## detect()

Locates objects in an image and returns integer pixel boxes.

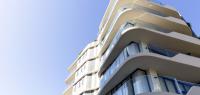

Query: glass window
[113,85,123,95]
[100,75,104,87]
[126,43,139,56]
[179,83,185,93]
[115,57,120,69]
[118,51,125,65]
[159,77,177,93]
[123,48,129,58]
[132,70,150,94]
[178,82,192,94]
[105,69,199,95]
[184,85,192,92]
[122,79,134,95]
[165,79,177,93]
[148,44,176,57]
[159,77,168,92]
[110,63,115,76]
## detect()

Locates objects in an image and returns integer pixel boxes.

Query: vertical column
[147,69,162,92]
[139,41,149,53]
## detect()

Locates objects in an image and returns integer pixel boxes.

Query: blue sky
[0,0,199,95]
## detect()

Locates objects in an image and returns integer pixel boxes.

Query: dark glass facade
[105,69,199,95]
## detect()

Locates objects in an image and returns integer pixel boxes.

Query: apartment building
[64,0,200,95]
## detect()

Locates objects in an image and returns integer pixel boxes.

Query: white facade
[64,0,200,95]
[64,41,100,95]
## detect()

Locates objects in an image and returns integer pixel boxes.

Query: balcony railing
[100,42,183,89]
[100,0,166,37]
[100,11,177,59]
[100,42,140,88]
[148,44,177,57]
[100,22,135,67]
[100,8,125,48]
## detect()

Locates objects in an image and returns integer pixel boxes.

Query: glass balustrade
[100,7,136,48]
[100,42,140,88]
[100,20,198,92]
[100,42,196,90]
[148,44,177,57]
[100,3,171,48]
[104,69,200,95]
[100,22,135,67]
[100,20,173,68]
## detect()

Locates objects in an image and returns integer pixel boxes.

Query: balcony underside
[99,9,192,56]
[99,27,200,75]
[98,53,200,95]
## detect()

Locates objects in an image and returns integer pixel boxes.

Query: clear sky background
[0,0,199,95]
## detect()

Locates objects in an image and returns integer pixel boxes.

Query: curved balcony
[74,71,98,87]
[73,73,99,95]
[67,41,98,73]
[99,73,200,95]
[99,5,171,47]
[99,0,181,34]
[65,56,98,87]
[99,24,200,76]
[73,59,99,86]
[99,51,200,95]
[98,8,192,56]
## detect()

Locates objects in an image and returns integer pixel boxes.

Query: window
[159,77,177,93]
[159,77,168,92]
[118,51,125,65]
[132,70,150,94]
[100,42,140,88]
[148,44,177,57]
[126,43,140,56]
[165,79,177,93]
[112,85,123,95]
[105,68,199,95]
[109,63,115,76]
[178,82,192,95]
[121,79,134,95]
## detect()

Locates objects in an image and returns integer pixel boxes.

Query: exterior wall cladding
[64,0,200,95]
